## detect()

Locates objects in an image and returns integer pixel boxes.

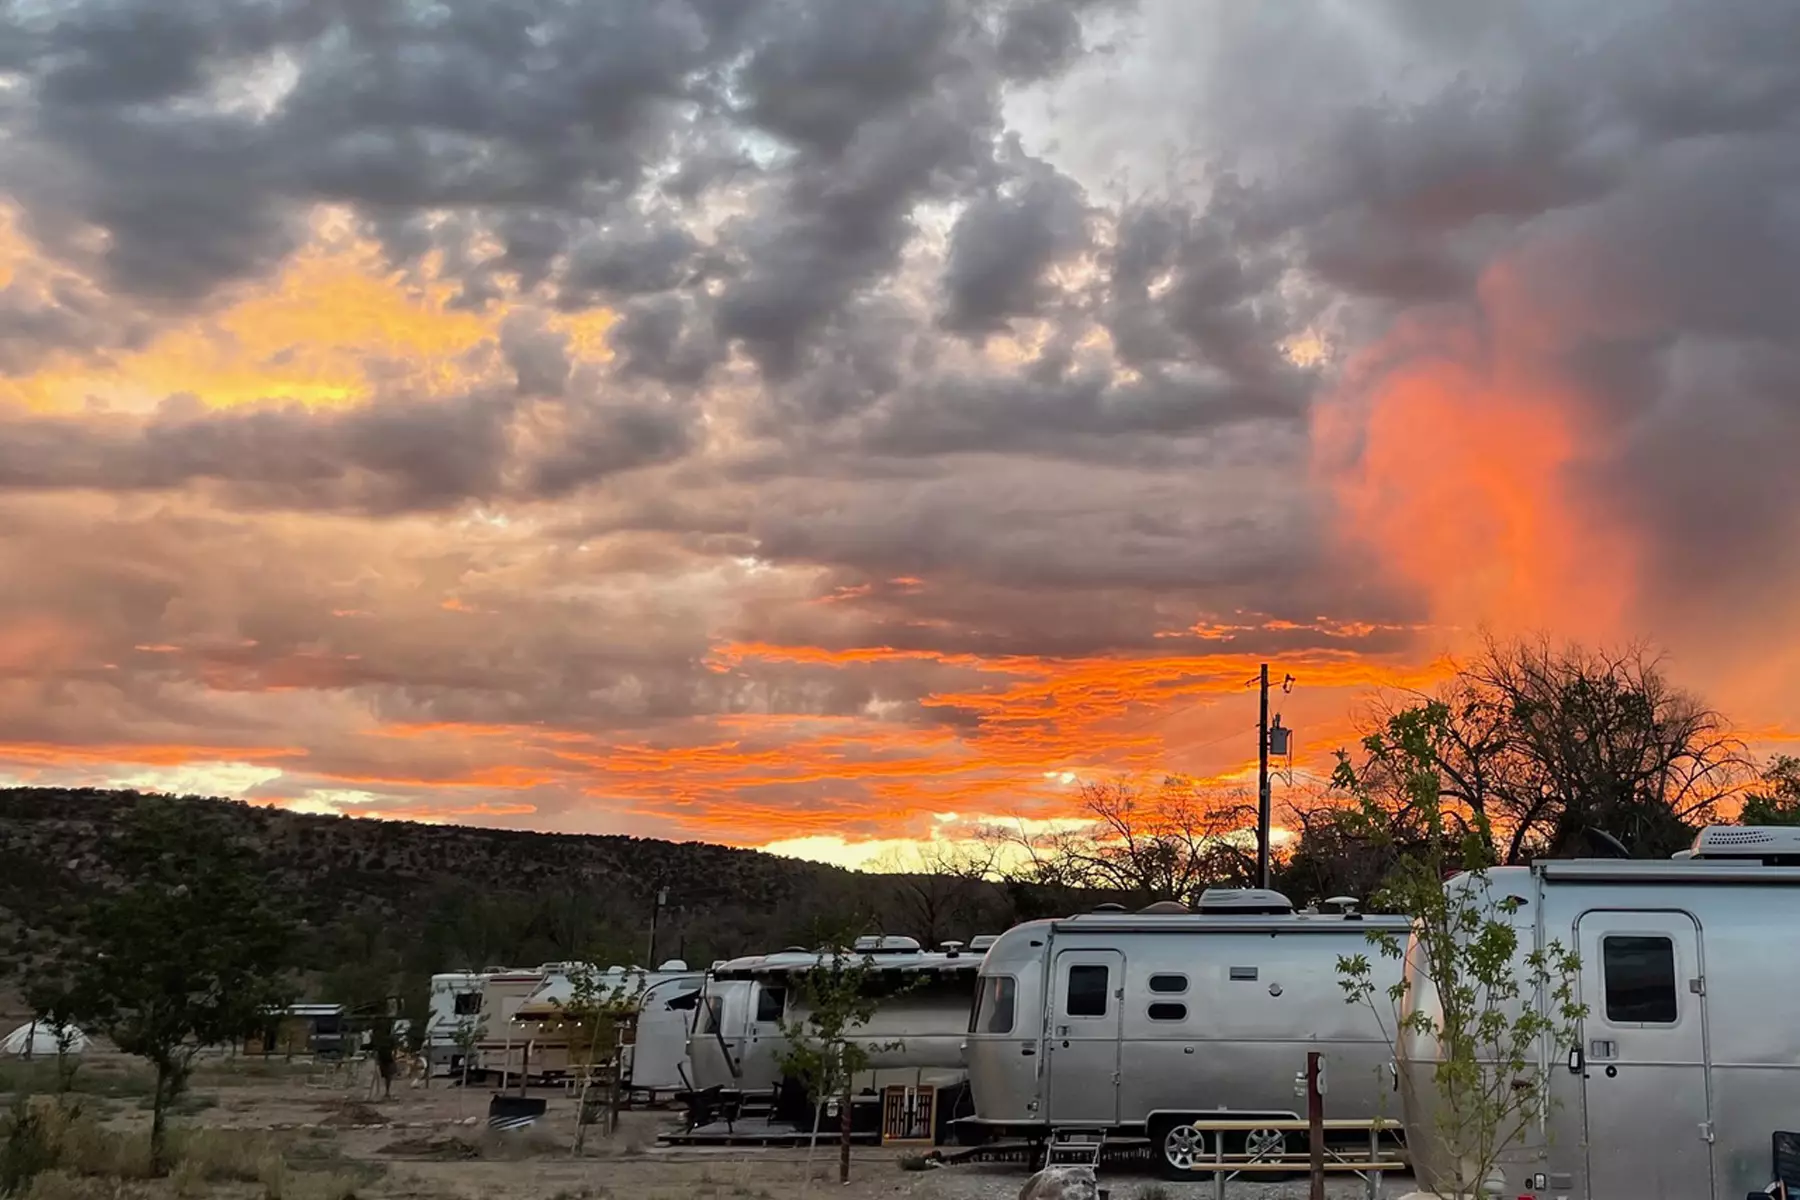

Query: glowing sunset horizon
[2,1,1797,869]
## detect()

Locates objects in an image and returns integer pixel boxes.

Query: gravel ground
[895,1162,1416,1200]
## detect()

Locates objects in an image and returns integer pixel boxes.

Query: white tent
[3,1021,90,1058]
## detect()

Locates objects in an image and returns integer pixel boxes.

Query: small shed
[246,1004,347,1058]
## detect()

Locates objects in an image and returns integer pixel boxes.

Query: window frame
[1147,973,1189,995]
[971,975,1018,1035]
[1600,934,1679,1026]
[1146,1001,1187,1022]
[754,984,787,1024]
[1064,963,1111,1018]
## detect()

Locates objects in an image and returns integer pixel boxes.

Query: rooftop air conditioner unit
[1196,887,1295,915]
[1686,825,1800,863]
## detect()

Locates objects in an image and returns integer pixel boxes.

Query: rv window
[452,992,482,1016]
[972,976,1016,1034]
[1147,1002,1187,1022]
[1602,936,1678,1024]
[755,985,786,1023]
[1065,964,1109,1017]
[695,996,721,1034]
[1147,973,1188,994]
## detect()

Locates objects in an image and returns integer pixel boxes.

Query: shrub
[0,1099,59,1196]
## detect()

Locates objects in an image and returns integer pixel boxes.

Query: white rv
[685,936,985,1119]
[962,889,1408,1176]
[425,971,493,1074]
[1399,826,1800,1200]
[490,961,703,1090]
[469,968,551,1079]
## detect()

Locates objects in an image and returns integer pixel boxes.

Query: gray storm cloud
[0,0,1798,831]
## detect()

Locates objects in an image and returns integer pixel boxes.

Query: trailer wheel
[1151,1118,1213,1179]
[1236,1127,1295,1181]
[1243,1127,1287,1159]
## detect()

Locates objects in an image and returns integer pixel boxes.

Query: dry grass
[4,1095,377,1200]
[21,1168,140,1200]
[167,1129,281,1183]
[0,1062,156,1102]
[256,1161,364,1200]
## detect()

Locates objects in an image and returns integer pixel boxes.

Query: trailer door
[1576,910,1713,1200]
[1047,949,1123,1126]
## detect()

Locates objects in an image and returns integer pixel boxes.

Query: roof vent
[1686,825,1800,863]
[852,935,922,953]
[1139,900,1190,915]
[968,935,999,951]
[658,959,689,971]
[1196,888,1294,915]
[1090,902,1127,913]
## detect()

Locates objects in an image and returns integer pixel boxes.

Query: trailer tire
[1150,1117,1214,1179]
[1237,1127,1295,1180]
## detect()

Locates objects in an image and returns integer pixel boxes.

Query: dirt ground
[1,1052,1417,1200]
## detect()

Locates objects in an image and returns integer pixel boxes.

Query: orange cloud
[0,741,306,767]
[2,205,615,416]
[1317,288,1640,647]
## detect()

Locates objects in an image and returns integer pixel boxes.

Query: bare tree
[877,841,1002,947]
[980,777,1258,911]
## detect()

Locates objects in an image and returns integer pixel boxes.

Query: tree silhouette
[44,799,293,1173]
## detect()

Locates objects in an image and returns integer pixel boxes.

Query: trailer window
[453,992,482,1016]
[1602,936,1677,1024]
[972,976,1017,1034]
[1148,973,1187,994]
[695,996,721,1034]
[1065,965,1110,1017]
[1147,1002,1187,1022]
[755,985,786,1023]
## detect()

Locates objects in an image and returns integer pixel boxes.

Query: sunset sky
[2,0,1798,867]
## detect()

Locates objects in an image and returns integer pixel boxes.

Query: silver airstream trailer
[685,936,986,1123]
[1399,826,1800,1200]
[962,889,1408,1175]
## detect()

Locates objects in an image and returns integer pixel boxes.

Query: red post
[1307,1051,1325,1200]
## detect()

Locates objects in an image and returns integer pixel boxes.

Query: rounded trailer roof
[713,949,983,980]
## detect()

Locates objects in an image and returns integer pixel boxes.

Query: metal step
[1046,1128,1107,1167]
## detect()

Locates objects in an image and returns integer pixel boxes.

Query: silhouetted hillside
[0,788,978,1004]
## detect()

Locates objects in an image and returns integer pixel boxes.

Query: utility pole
[1257,664,1272,890]
[647,885,669,964]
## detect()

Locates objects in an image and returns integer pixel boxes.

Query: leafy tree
[554,966,646,1150]
[19,982,83,1094]
[1740,755,1800,826]
[1335,703,1587,1196]
[1344,638,1746,865]
[45,800,294,1174]
[777,942,915,1186]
